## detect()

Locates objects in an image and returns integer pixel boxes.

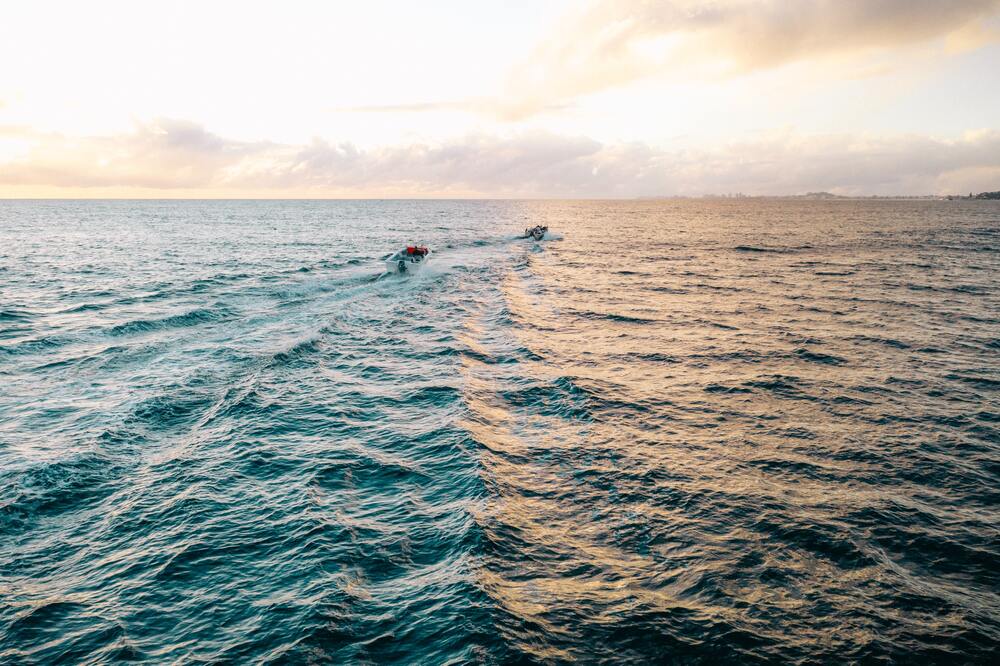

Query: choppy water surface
[1,199,998,663]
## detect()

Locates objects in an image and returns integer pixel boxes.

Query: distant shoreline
[643,190,1000,201]
[1,192,998,202]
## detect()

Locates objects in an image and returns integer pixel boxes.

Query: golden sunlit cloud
[499,0,1000,119]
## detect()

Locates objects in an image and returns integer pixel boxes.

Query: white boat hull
[385,249,432,273]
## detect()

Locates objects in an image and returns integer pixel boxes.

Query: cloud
[0,119,269,189]
[679,129,1000,195]
[1,119,999,197]
[333,101,482,114]
[330,99,573,118]
[499,0,1000,119]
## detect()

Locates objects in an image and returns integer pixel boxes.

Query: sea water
[1,199,998,663]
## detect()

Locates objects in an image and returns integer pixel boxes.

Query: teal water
[1,199,998,663]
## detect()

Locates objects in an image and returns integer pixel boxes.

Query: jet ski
[385,245,431,273]
[523,225,548,241]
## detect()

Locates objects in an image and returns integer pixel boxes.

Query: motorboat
[523,225,548,241]
[385,245,431,273]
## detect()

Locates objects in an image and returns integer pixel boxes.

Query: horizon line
[0,194,989,202]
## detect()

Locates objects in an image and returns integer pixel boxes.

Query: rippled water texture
[2,199,999,663]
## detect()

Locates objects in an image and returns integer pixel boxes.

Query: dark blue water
[1,199,998,663]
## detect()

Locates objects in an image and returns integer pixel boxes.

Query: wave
[267,336,325,369]
[849,335,911,349]
[571,309,659,325]
[0,308,33,322]
[946,373,1000,389]
[743,374,813,397]
[0,600,136,663]
[500,375,595,421]
[795,348,847,365]
[60,302,107,314]
[0,334,70,357]
[0,448,128,537]
[127,391,218,432]
[732,245,789,253]
[107,305,235,337]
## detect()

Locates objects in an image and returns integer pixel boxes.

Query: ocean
[1,199,998,663]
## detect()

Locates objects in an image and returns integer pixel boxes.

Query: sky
[1,0,999,198]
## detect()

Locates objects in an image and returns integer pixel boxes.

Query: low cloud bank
[2,119,999,197]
